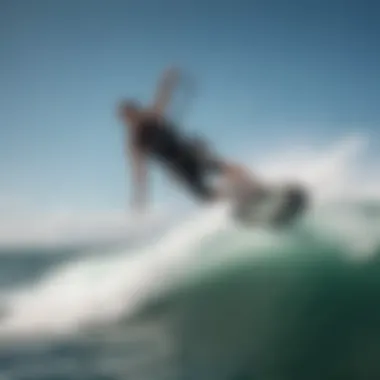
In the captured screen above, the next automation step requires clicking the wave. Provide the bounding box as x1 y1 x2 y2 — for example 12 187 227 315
1 198 379 343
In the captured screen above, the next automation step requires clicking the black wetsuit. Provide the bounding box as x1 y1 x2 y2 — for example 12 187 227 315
134 117 222 200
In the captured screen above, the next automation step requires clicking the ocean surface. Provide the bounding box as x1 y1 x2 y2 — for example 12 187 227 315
0 198 380 380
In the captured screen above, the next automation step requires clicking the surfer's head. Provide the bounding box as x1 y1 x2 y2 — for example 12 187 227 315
118 99 142 125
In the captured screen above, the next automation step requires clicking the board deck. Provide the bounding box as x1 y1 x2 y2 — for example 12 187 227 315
232 184 309 228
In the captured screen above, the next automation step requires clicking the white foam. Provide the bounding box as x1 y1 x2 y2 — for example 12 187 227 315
0 203 231 340
253 134 379 203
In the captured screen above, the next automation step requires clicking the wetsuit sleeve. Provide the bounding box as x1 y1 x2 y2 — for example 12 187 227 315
128 134 148 210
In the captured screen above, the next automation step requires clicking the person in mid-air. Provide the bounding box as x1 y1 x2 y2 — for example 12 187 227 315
118 67 257 210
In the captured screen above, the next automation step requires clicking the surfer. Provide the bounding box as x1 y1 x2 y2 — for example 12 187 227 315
118 67 258 210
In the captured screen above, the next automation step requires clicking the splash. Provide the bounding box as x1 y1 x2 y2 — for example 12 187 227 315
254 134 374 202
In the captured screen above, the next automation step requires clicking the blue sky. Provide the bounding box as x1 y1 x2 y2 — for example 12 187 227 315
0 0 379 210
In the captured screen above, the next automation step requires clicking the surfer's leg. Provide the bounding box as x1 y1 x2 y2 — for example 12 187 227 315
182 166 217 201
171 156 216 202
174 147 260 202
180 161 261 202
215 161 262 199
182 165 259 203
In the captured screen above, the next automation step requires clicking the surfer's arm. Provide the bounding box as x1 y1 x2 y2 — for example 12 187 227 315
129 143 148 210
152 66 180 116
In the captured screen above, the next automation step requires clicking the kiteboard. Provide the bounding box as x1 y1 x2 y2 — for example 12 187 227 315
231 183 309 228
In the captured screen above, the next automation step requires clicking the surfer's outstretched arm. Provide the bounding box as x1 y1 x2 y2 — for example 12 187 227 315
128 142 148 210
152 66 180 115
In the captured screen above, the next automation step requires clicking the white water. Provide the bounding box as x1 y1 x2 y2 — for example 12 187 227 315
1 135 380 341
